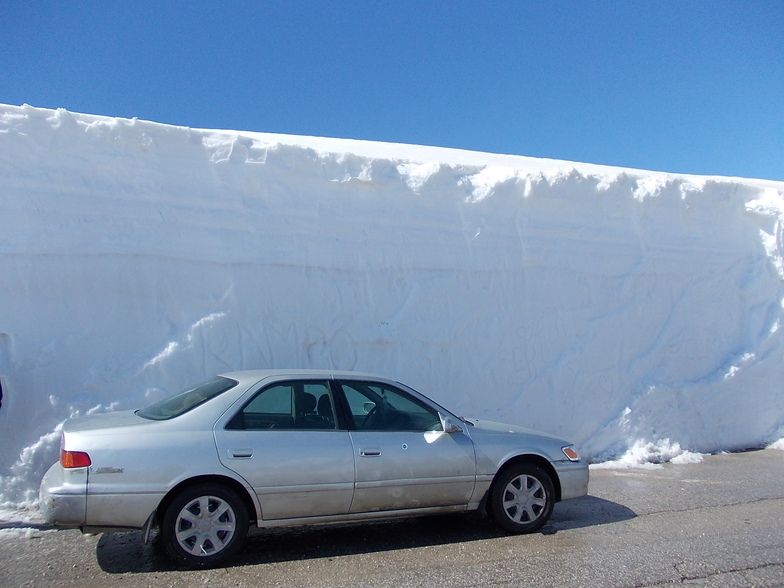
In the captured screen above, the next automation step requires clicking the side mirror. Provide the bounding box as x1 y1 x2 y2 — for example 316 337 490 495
440 414 463 434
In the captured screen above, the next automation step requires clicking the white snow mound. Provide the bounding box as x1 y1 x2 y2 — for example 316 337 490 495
1 104 783 507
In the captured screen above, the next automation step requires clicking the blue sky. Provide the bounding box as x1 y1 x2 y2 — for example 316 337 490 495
3 2 782 180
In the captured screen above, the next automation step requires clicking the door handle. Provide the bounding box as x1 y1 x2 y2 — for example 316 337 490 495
229 449 253 459
360 448 382 457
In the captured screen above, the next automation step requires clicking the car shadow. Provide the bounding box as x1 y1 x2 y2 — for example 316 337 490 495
543 494 636 534
96 495 635 573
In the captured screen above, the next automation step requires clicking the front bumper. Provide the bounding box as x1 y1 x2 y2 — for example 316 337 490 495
39 462 87 527
553 460 590 500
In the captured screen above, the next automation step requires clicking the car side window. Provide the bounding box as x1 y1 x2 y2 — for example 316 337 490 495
226 381 337 430
338 381 442 432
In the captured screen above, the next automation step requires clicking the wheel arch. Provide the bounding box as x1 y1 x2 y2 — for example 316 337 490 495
156 474 259 527
493 454 562 503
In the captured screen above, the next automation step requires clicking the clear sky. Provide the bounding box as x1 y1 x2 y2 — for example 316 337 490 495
3 1 783 180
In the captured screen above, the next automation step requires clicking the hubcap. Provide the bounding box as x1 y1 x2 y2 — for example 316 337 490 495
502 474 546 523
175 495 237 556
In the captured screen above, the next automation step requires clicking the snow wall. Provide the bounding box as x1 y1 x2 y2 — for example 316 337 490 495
1 104 783 507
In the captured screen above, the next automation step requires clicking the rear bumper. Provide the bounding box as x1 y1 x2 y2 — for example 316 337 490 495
553 460 590 500
39 462 87 527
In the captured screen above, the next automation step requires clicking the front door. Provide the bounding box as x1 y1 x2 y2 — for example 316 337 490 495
336 380 476 513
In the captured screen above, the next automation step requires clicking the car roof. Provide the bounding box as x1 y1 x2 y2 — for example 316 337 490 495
217 369 393 384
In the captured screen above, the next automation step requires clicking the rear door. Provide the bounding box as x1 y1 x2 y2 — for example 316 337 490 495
214 379 354 520
335 380 476 513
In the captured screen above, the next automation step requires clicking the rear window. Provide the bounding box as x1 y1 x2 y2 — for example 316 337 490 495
136 376 238 420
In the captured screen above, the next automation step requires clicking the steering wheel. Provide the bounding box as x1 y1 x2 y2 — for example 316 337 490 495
362 405 380 429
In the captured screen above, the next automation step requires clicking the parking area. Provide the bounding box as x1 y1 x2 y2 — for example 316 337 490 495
2 449 783 587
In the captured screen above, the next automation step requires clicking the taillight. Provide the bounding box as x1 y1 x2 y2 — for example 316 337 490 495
60 449 91 468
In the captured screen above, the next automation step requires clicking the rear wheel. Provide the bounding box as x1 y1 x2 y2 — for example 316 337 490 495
489 463 554 534
161 483 249 568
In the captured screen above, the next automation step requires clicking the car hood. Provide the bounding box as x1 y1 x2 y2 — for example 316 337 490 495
463 418 567 442
63 409 150 433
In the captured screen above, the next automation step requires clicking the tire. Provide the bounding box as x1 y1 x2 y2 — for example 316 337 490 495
488 463 555 534
161 483 249 568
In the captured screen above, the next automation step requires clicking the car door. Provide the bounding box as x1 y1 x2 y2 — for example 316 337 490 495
335 380 477 514
214 379 355 520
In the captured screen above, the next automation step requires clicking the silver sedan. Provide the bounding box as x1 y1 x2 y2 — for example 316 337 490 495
40 370 589 567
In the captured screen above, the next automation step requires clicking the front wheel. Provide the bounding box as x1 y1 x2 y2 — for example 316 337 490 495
488 463 554 534
161 483 249 568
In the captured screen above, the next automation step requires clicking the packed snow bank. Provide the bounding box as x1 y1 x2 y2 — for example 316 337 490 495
590 439 705 470
1 104 783 507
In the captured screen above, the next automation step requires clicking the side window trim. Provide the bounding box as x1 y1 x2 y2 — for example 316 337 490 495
328 379 355 431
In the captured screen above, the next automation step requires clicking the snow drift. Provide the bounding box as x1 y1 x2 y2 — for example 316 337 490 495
1 104 783 507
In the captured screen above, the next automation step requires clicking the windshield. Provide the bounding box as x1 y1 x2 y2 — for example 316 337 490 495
136 376 238 420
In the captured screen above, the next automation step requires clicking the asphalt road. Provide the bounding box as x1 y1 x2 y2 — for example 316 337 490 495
1 449 783 587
